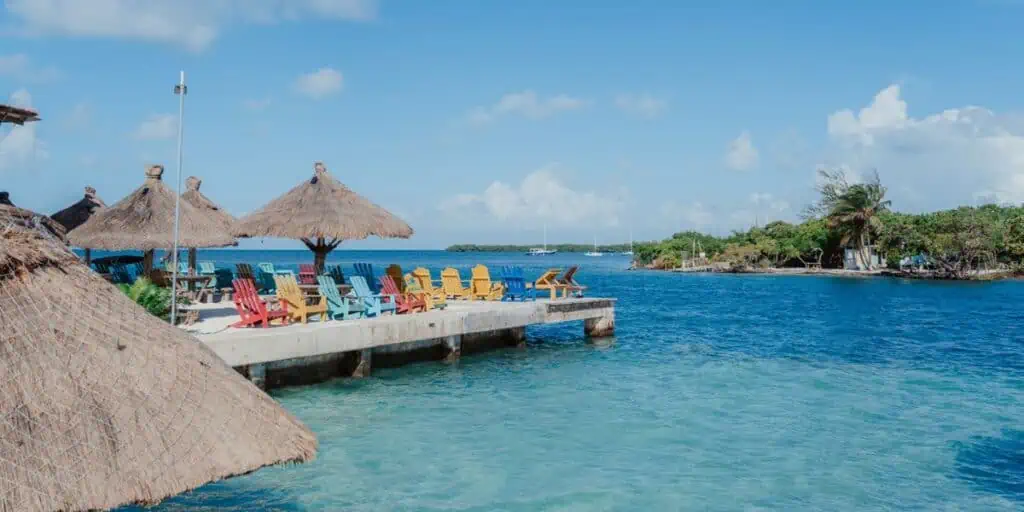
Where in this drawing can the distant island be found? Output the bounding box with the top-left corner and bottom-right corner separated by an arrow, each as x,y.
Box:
446,243 -> 632,253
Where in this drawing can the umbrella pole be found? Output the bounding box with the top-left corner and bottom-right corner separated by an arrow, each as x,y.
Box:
188,248 -> 197,275
313,237 -> 328,274
84,248 -> 91,266
143,250 -> 154,276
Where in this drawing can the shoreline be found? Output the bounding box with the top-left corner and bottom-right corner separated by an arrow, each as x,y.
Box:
643,265 -> 1019,281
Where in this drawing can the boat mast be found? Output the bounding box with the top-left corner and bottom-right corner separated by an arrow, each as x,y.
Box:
543,223 -> 547,251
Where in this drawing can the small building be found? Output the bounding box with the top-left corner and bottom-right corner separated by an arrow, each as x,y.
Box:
843,244 -> 881,270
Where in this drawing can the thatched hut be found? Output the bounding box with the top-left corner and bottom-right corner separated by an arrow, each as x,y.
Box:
67,165 -> 235,274
181,176 -> 237,271
235,162 -> 413,270
50,186 -> 106,264
0,203 -> 316,511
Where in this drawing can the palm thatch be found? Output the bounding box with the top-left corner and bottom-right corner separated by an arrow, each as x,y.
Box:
235,162 -> 412,269
0,192 -> 12,206
0,204 -> 317,512
181,176 -> 237,233
67,165 -> 235,251
50,186 -> 106,233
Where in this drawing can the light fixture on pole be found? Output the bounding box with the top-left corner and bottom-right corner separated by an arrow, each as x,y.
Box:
170,71 -> 187,325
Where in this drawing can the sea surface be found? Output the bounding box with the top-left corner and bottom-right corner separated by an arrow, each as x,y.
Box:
118,250 -> 1023,511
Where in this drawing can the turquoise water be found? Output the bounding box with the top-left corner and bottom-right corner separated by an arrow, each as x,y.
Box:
122,251 -> 1023,511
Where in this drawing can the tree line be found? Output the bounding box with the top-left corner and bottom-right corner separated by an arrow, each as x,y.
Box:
447,243 -> 633,253
635,169 -> 1024,279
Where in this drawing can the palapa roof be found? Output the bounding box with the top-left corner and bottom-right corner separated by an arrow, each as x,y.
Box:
67,165 -> 236,250
181,176 -> 237,233
235,162 -> 413,241
0,205 -> 317,511
50,186 -> 106,233
0,104 -> 40,125
0,192 -> 12,206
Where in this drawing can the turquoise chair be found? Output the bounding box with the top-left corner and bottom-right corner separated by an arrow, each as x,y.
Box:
317,275 -> 364,320
350,275 -> 394,317
353,263 -> 378,293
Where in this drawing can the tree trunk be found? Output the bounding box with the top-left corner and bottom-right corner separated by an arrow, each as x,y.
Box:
858,232 -> 871,270
142,250 -> 154,276
314,249 -> 328,274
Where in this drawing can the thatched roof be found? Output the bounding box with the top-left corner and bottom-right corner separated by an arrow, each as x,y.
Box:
0,104 -> 40,125
181,176 -> 237,233
0,205 -> 317,511
67,165 -> 236,250
0,191 -> 12,206
50,186 -> 106,233
235,162 -> 413,240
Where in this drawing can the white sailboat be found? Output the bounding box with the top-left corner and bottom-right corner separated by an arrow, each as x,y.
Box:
621,229 -> 633,256
584,235 -> 603,257
526,223 -> 557,255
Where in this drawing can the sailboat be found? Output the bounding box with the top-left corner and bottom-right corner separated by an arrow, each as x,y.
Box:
584,236 -> 603,257
526,223 -> 557,256
621,229 -> 633,256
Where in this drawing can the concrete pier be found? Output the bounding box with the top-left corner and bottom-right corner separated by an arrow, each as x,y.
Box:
191,298 -> 614,390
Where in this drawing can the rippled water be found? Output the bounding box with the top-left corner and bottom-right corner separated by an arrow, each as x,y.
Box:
125,251 -> 1023,511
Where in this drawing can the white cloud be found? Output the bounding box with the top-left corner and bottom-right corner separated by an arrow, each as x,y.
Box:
133,113 -> 176,140
659,201 -> 714,228
467,90 -> 587,125
440,166 -> 624,228
293,68 -> 343,99
824,84 -> 1024,209
614,93 -> 668,118
3,0 -> 378,52
243,97 -> 272,111
0,54 -> 61,83
0,89 -> 46,171
725,131 -> 759,171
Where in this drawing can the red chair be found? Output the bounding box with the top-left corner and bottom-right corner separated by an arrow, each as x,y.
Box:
230,278 -> 289,328
298,263 -> 317,285
379,275 -> 426,314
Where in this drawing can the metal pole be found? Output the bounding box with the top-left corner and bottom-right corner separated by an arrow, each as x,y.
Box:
170,71 -> 187,325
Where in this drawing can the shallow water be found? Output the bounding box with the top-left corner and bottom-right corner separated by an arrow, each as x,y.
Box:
123,251 -> 1023,511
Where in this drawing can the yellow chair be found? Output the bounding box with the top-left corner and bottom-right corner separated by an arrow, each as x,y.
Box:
440,267 -> 472,300
274,274 -> 327,324
534,268 -> 568,299
470,264 -> 504,301
386,264 -> 405,292
404,272 -> 447,310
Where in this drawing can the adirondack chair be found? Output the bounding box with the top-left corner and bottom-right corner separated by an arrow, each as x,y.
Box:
556,265 -> 587,297
501,266 -> 536,302
404,273 -> 447,310
534,268 -> 569,299
354,263 -> 378,293
274,274 -> 327,324
298,263 -> 318,285
470,264 -> 504,301
327,264 -> 345,286
349,276 -> 395,317
109,264 -> 132,284
317,275 -> 364,320
380,275 -> 426,314
198,261 -> 216,275
236,263 -> 259,290
231,278 -> 289,328
410,268 -> 447,307
254,262 -> 279,293
440,267 -> 472,300
385,264 -> 405,292
92,261 -> 110,274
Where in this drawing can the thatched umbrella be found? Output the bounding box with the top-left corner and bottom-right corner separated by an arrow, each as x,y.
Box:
235,162 -> 413,271
0,203 -> 317,511
181,176 -> 237,272
50,186 -> 106,265
67,165 -> 235,274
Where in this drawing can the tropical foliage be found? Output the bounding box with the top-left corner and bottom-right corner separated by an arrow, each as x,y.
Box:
117,278 -> 176,321
636,170 -> 1024,278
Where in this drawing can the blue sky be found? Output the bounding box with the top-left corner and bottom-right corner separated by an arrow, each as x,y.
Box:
3,0 -> 1024,249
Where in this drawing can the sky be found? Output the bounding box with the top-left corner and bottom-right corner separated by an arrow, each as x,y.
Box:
2,0 -> 1024,249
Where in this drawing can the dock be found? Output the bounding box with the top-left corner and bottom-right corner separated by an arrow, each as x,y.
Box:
191,298 -> 616,390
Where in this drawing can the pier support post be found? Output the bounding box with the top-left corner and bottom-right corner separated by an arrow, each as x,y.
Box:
248,363 -> 267,390
352,349 -> 372,378
508,326 -> 526,348
584,312 -> 615,338
443,335 -> 462,363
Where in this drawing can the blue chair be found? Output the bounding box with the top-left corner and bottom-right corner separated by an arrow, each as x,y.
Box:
501,266 -> 536,302
353,263 -> 378,293
350,275 -> 395,317
317,275 -> 364,320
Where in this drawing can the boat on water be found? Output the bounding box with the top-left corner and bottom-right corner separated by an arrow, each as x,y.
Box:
621,231 -> 633,256
526,223 -> 557,255
584,236 -> 603,257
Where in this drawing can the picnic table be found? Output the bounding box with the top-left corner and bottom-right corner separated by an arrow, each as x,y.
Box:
171,274 -> 215,301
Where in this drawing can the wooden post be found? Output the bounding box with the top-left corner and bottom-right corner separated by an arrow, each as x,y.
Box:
84,248 -> 91,266
188,248 -> 197,275
142,250 -> 154,276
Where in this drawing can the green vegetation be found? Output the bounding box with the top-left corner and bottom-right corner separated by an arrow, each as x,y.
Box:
447,243 -> 633,253
635,169 -> 1024,278
118,277 -> 178,321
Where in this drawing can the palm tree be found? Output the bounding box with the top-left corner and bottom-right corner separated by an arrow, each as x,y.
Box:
826,173 -> 891,270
